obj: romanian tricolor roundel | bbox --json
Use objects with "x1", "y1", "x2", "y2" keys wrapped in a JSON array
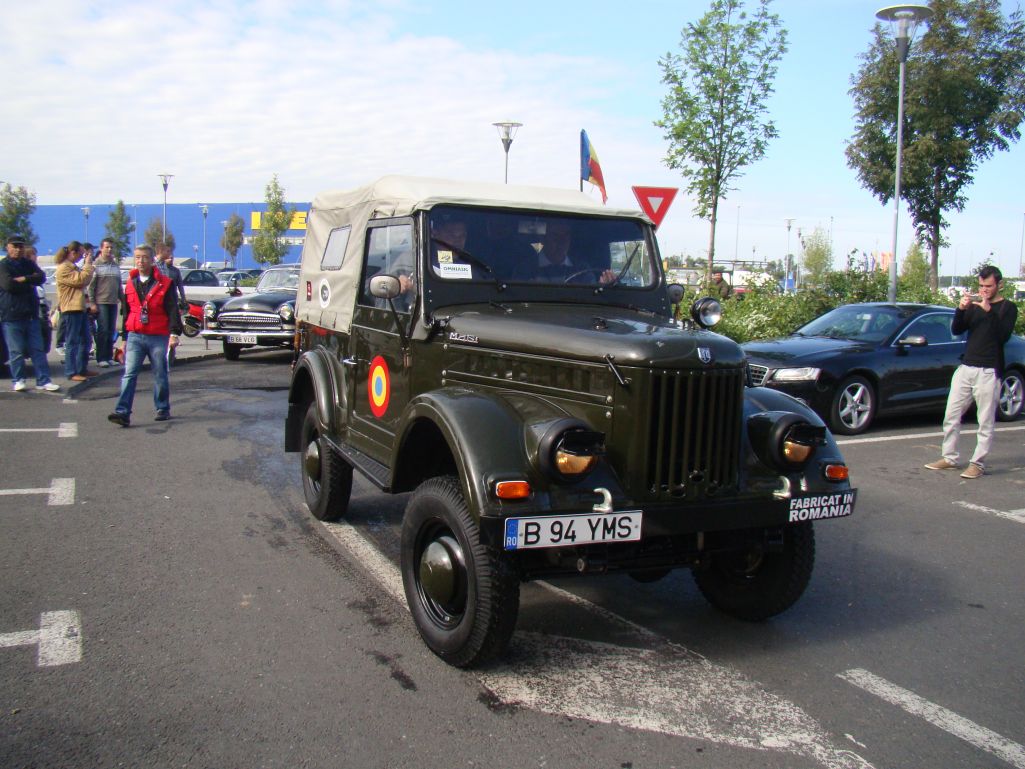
[{"x1": 367, "y1": 356, "x2": 390, "y2": 418}]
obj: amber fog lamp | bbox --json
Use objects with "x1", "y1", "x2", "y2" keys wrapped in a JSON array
[
  {"x1": 495, "y1": 480, "x2": 531, "y2": 499},
  {"x1": 824, "y1": 464, "x2": 849, "y2": 482},
  {"x1": 542, "y1": 426, "x2": 605, "y2": 480},
  {"x1": 780, "y1": 422, "x2": 826, "y2": 467},
  {"x1": 555, "y1": 449, "x2": 598, "y2": 476},
  {"x1": 782, "y1": 440, "x2": 813, "y2": 464}
]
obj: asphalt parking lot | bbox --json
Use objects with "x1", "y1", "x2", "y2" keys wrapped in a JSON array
[{"x1": 1, "y1": 349, "x2": 1023, "y2": 769}]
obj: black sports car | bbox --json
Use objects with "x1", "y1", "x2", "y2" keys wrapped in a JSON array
[
  {"x1": 200, "y1": 265, "x2": 298, "y2": 360},
  {"x1": 742, "y1": 302, "x2": 1025, "y2": 435}
]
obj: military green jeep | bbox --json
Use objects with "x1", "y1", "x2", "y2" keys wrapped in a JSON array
[{"x1": 285, "y1": 176, "x2": 857, "y2": 667}]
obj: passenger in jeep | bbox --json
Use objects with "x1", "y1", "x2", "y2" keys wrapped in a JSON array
[{"x1": 516, "y1": 220, "x2": 617, "y2": 285}]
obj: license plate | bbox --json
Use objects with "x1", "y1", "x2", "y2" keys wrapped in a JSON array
[
  {"x1": 227, "y1": 334, "x2": 257, "y2": 344},
  {"x1": 504, "y1": 511, "x2": 642, "y2": 551},
  {"x1": 787, "y1": 489, "x2": 857, "y2": 523}
]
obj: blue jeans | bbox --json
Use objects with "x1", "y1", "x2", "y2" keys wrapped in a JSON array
[
  {"x1": 94, "y1": 304, "x2": 118, "y2": 363},
  {"x1": 62, "y1": 311, "x2": 92, "y2": 377},
  {"x1": 2, "y1": 318, "x2": 53, "y2": 385},
  {"x1": 114, "y1": 332, "x2": 170, "y2": 416}
]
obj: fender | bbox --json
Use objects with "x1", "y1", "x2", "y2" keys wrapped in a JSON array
[
  {"x1": 394, "y1": 388, "x2": 625, "y2": 521},
  {"x1": 285, "y1": 348, "x2": 346, "y2": 452}
]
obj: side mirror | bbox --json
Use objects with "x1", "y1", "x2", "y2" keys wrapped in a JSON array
[
  {"x1": 370, "y1": 275, "x2": 401, "y2": 300},
  {"x1": 897, "y1": 335, "x2": 927, "y2": 347}
]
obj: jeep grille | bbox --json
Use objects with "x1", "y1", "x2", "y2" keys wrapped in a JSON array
[
  {"x1": 217, "y1": 311, "x2": 284, "y2": 331},
  {"x1": 645, "y1": 368, "x2": 744, "y2": 498},
  {"x1": 748, "y1": 364, "x2": 768, "y2": 386}
]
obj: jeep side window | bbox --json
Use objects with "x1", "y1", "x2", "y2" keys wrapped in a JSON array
[
  {"x1": 359, "y1": 223, "x2": 415, "y2": 311},
  {"x1": 321, "y1": 226, "x2": 351, "y2": 271}
]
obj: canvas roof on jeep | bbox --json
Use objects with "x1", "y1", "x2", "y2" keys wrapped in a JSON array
[{"x1": 297, "y1": 175, "x2": 652, "y2": 333}]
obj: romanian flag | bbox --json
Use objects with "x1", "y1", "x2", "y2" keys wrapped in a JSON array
[{"x1": 580, "y1": 129, "x2": 607, "y2": 204}]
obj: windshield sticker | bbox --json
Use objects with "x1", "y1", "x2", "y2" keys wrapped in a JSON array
[
  {"x1": 318, "y1": 278, "x2": 332, "y2": 309},
  {"x1": 438, "y1": 263, "x2": 472, "y2": 280},
  {"x1": 437, "y1": 250, "x2": 454, "y2": 264},
  {"x1": 368, "y1": 356, "x2": 390, "y2": 418}
]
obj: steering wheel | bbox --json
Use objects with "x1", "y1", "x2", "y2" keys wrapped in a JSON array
[{"x1": 562, "y1": 267, "x2": 604, "y2": 284}]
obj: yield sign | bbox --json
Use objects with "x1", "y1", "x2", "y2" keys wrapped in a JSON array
[{"x1": 631, "y1": 186, "x2": 678, "y2": 228}]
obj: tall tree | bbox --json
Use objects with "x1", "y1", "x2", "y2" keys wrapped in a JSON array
[
  {"x1": 847, "y1": 0, "x2": 1025, "y2": 290},
  {"x1": 656, "y1": 0, "x2": 787, "y2": 287},
  {"x1": 143, "y1": 216, "x2": 176, "y2": 253},
  {"x1": 221, "y1": 213, "x2": 245, "y2": 269},
  {"x1": 0, "y1": 183, "x2": 38, "y2": 247},
  {"x1": 251, "y1": 174, "x2": 296, "y2": 266},
  {"x1": 103, "y1": 200, "x2": 132, "y2": 261},
  {"x1": 798, "y1": 227, "x2": 832, "y2": 289}
]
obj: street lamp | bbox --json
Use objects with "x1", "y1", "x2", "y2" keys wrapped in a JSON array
[
  {"x1": 158, "y1": 173, "x2": 174, "y2": 245},
  {"x1": 784, "y1": 218, "x2": 795, "y2": 292},
  {"x1": 491, "y1": 120, "x2": 522, "y2": 184},
  {"x1": 199, "y1": 204, "x2": 209, "y2": 267},
  {"x1": 734, "y1": 205, "x2": 740, "y2": 263},
  {"x1": 876, "y1": 4, "x2": 933, "y2": 302},
  {"x1": 81, "y1": 207, "x2": 90, "y2": 242},
  {"x1": 1019, "y1": 212, "x2": 1024, "y2": 278}
]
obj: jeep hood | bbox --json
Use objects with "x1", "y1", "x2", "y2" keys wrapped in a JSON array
[{"x1": 440, "y1": 303, "x2": 744, "y2": 369}]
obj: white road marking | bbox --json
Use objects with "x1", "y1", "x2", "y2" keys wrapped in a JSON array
[
  {"x1": 323, "y1": 520, "x2": 872, "y2": 769},
  {"x1": 0, "y1": 423, "x2": 77, "y2": 438},
  {"x1": 0, "y1": 610, "x2": 83, "y2": 667},
  {"x1": 0, "y1": 478, "x2": 75, "y2": 506},
  {"x1": 839, "y1": 668, "x2": 1025, "y2": 769},
  {"x1": 953, "y1": 500, "x2": 1025, "y2": 525},
  {"x1": 836, "y1": 424, "x2": 1025, "y2": 446}
]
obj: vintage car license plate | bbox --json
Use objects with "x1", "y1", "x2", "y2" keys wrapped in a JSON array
[
  {"x1": 227, "y1": 334, "x2": 258, "y2": 344},
  {"x1": 787, "y1": 489, "x2": 857, "y2": 523},
  {"x1": 504, "y1": 511, "x2": 643, "y2": 551}
]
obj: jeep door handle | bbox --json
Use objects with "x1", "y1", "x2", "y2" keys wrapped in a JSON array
[{"x1": 342, "y1": 357, "x2": 360, "y2": 368}]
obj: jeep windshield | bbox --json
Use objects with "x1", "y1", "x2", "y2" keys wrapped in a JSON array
[{"x1": 426, "y1": 206, "x2": 658, "y2": 290}]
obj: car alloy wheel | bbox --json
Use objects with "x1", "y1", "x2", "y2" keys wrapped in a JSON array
[
  {"x1": 997, "y1": 370, "x2": 1024, "y2": 421},
  {"x1": 830, "y1": 375, "x2": 876, "y2": 435}
]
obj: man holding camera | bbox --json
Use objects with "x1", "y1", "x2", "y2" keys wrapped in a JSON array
[
  {"x1": 108, "y1": 245, "x2": 182, "y2": 427},
  {"x1": 925, "y1": 265, "x2": 1018, "y2": 479}
]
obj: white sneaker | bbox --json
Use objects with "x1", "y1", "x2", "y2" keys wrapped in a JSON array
[
  {"x1": 36, "y1": 382, "x2": 61, "y2": 392},
  {"x1": 13, "y1": 379, "x2": 27, "y2": 392},
  {"x1": 98, "y1": 361, "x2": 110, "y2": 368}
]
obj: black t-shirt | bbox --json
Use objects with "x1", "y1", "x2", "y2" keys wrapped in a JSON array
[{"x1": 952, "y1": 299, "x2": 1018, "y2": 375}]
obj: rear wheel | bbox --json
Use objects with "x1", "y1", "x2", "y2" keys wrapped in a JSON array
[
  {"x1": 300, "y1": 402, "x2": 352, "y2": 521},
  {"x1": 829, "y1": 375, "x2": 875, "y2": 435},
  {"x1": 997, "y1": 370, "x2": 1024, "y2": 421},
  {"x1": 693, "y1": 523, "x2": 815, "y2": 621},
  {"x1": 401, "y1": 476, "x2": 520, "y2": 667}
]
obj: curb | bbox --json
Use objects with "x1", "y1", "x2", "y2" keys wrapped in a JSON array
[{"x1": 66, "y1": 350, "x2": 225, "y2": 396}]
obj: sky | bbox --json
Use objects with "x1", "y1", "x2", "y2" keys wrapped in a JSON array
[{"x1": 3, "y1": 0, "x2": 1024, "y2": 279}]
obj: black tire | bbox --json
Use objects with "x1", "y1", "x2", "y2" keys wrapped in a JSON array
[
  {"x1": 829, "y1": 375, "x2": 875, "y2": 435},
  {"x1": 300, "y1": 402, "x2": 352, "y2": 521},
  {"x1": 223, "y1": 342, "x2": 241, "y2": 361},
  {"x1": 182, "y1": 322, "x2": 200, "y2": 338},
  {"x1": 693, "y1": 522, "x2": 815, "y2": 621},
  {"x1": 401, "y1": 476, "x2": 520, "y2": 668},
  {"x1": 996, "y1": 369, "x2": 1024, "y2": 422}
]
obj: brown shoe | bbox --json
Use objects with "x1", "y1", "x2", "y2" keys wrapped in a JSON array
[
  {"x1": 960, "y1": 463, "x2": 984, "y2": 479},
  {"x1": 81, "y1": 370, "x2": 100, "y2": 378},
  {"x1": 69, "y1": 374, "x2": 88, "y2": 382},
  {"x1": 924, "y1": 458, "x2": 958, "y2": 470}
]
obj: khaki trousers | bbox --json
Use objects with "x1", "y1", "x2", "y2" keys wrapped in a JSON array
[{"x1": 941, "y1": 365, "x2": 1000, "y2": 468}]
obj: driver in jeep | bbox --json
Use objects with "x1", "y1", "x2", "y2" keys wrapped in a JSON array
[{"x1": 518, "y1": 220, "x2": 617, "y2": 285}]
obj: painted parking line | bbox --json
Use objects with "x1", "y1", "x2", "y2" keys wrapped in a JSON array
[
  {"x1": 0, "y1": 610, "x2": 83, "y2": 667},
  {"x1": 0, "y1": 423, "x2": 77, "y2": 438},
  {"x1": 323, "y1": 520, "x2": 873, "y2": 769},
  {"x1": 953, "y1": 500, "x2": 1025, "y2": 525},
  {"x1": 839, "y1": 668, "x2": 1025, "y2": 769},
  {"x1": 836, "y1": 424, "x2": 1025, "y2": 446},
  {"x1": 0, "y1": 478, "x2": 74, "y2": 506}
]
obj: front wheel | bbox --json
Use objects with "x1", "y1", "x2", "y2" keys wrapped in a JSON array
[
  {"x1": 182, "y1": 321, "x2": 201, "y2": 338},
  {"x1": 401, "y1": 476, "x2": 520, "y2": 668},
  {"x1": 223, "y1": 341, "x2": 242, "y2": 361},
  {"x1": 693, "y1": 523, "x2": 815, "y2": 621},
  {"x1": 997, "y1": 370, "x2": 1024, "y2": 421},
  {"x1": 829, "y1": 375, "x2": 875, "y2": 435},
  {"x1": 300, "y1": 402, "x2": 352, "y2": 521}
]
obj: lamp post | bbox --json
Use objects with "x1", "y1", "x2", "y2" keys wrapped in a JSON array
[
  {"x1": 784, "y1": 218, "x2": 795, "y2": 292},
  {"x1": 492, "y1": 121, "x2": 522, "y2": 184},
  {"x1": 157, "y1": 173, "x2": 174, "y2": 245},
  {"x1": 876, "y1": 4, "x2": 933, "y2": 302},
  {"x1": 734, "y1": 205, "x2": 740, "y2": 262},
  {"x1": 199, "y1": 204, "x2": 209, "y2": 267},
  {"x1": 1019, "y1": 211, "x2": 1024, "y2": 278},
  {"x1": 81, "y1": 207, "x2": 90, "y2": 242}
]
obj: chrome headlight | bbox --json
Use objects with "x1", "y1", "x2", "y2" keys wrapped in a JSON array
[
  {"x1": 772, "y1": 367, "x2": 821, "y2": 382},
  {"x1": 203, "y1": 302, "x2": 217, "y2": 320},
  {"x1": 690, "y1": 297, "x2": 722, "y2": 328},
  {"x1": 278, "y1": 303, "x2": 294, "y2": 321}
]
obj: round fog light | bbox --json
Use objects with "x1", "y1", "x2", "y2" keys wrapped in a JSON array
[
  {"x1": 555, "y1": 450, "x2": 597, "y2": 476},
  {"x1": 782, "y1": 440, "x2": 813, "y2": 463}
]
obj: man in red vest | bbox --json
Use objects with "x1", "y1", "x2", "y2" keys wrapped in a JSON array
[{"x1": 108, "y1": 245, "x2": 183, "y2": 427}]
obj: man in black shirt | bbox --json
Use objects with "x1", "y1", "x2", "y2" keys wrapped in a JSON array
[{"x1": 925, "y1": 265, "x2": 1018, "y2": 478}]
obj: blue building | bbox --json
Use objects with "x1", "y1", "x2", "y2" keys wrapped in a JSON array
[{"x1": 29, "y1": 202, "x2": 310, "y2": 268}]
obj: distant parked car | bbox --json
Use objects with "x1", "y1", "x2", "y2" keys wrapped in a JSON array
[
  {"x1": 200, "y1": 264, "x2": 299, "y2": 360},
  {"x1": 179, "y1": 268, "x2": 221, "y2": 287},
  {"x1": 216, "y1": 270, "x2": 251, "y2": 287},
  {"x1": 742, "y1": 302, "x2": 1025, "y2": 435}
]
